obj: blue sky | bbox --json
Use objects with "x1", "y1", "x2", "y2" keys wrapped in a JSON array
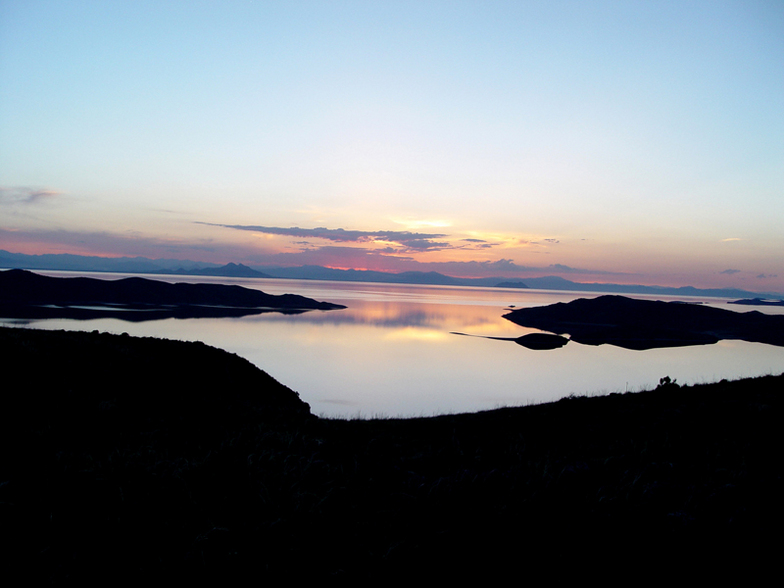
[{"x1": 1, "y1": 1, "x2": 783, "y2": 290}]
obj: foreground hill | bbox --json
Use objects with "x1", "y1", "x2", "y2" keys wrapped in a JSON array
[{"x1": 1, "y1": 326, "x2": 781, "y2": 581}]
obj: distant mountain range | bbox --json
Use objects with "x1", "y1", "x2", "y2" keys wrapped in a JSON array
[
  {"x1": 1, "y1": 249, "x2": 781, "y2": 299},
  {"x1": 166, "y1": 262, "x2": 272, "y2": 278}
]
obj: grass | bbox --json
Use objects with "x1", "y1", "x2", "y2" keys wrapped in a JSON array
[{"x1": 1, "y1": 326, "x2": 782, "y2": 582}]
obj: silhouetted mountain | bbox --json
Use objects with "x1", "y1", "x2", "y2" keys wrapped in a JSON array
[
  {"x1": 504, "y1": 294, "x2": 784, "y2": 350},
  {"x1": 0, "y1": 249, "x2": 221, "y2": 273},
  {"x1": 0, "y1": 269, "x2": 344, "y2": 320},
  {"x1": 3, "y1": 325, "x2": 781, "y2": 581},
  {"x1": 517, "y1": 275, "x2": 767, "y2": 298},
  {"x1": 2, "y1": 250, "x2": 781, "y2": 298},
  {"x1": 258, "y1": 265, "x2": 498, "y2": 286},
  {"x1": 258, "y1": 266, "x2": 782, "y2": 297},
  {"x1": 162, "y1": 262, "x2": 272, "y2": 278}
]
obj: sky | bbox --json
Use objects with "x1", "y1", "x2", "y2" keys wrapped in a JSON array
[{"x1": 1, "y1": 0, "x2": 783, "y2": 292}]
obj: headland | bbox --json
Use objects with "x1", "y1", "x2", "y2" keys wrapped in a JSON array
[{"x1": 0, "y1": 268, "x2": 345, "y2": 320}]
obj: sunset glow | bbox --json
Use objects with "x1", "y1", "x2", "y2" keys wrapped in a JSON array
[{"x1": 1, "y1": 1, "x2": 782, "y2": 292}]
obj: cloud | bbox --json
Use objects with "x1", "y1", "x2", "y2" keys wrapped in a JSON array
[
  {"x1": 756, "y1": 273, "x2": 778, "y2": 279},
  {"x1": 273, "y1": 257, "x2": 625, "y2": 278},
  {"x1": 198, "y1": 223, "x2": 451, "y2": 252},
  {"x1": 455, "y1": 238, "x2": 499, "y2": 251},
  {"x1": 721, "y1": 238, "x2": 742, "y2": 242},
  {"x1": 720, "y1": 269, "x2": 741, "y2": 275},
  {"x1": 0, "y1": 226, "x2": 634, "y2": 281},
  {"x1": 0, "y1": 227, "x2": 257, "y2": 261},
  {"x1": 0, "y1": 187, "x2": 60, "y2": 205}
]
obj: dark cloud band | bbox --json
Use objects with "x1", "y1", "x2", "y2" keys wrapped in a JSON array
[
  {"x1": 199, "y1": 223, "x2": 450, "y2": 251},
  {"x1": 0, "y1": 187, "x2": 59, "y2": 205}
]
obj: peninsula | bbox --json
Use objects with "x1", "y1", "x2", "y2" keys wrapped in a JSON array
[
  {"x1": 0, "y1": 268, "x2": 345, "y2": 320},
  {"x1": 504, "y1": 294, "x2": 784, "y2": 350}
]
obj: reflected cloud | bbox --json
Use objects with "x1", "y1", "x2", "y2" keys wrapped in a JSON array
[
  {"x1": 385, "y1": 327, "x2": 450, "y2": 342},
  {"x1": 245, "y1": 300, "x2": 516, "y2": 333}
]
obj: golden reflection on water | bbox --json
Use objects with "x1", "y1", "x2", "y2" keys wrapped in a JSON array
[{"x1": 385, "y1": 327, "x2": 450, "y2": 342}]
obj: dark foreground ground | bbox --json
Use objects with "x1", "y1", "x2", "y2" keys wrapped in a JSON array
[{"x1": 1, "y1": 326, "x2": 782, "y2": 582}]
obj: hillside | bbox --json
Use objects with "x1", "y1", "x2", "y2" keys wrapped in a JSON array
[{"x1": 1, "y1": 326, "x2": 781, "y2": 581}]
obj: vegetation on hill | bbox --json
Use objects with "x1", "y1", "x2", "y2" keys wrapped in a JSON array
[{"x1": 1, "y1": 326, "x2": 781, "y2": 581}]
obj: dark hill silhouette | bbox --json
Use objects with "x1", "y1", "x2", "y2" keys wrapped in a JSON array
[
  {"x1": 504, "y1": 294, "x2": 784, "y2": 350},
  {"x1": 2, "y1": 325, "x2": 781, "y2": 581},
  {"x1": 729, "y1": 297, "x2": 784, "y2": 307},
  {"x1": 4, "y1": 249, "x2": 783, "y2": 298},
  {"x1": 165, "y1": 262, "x2": 272, "y2": 278},
  {"x1": 0, "y1": 268, "x2": 344, "y2": 320}
]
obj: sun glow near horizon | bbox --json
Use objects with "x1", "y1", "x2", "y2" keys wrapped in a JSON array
[{"x1": 0, "y1": 1, "x2": 782, "y2": 292}]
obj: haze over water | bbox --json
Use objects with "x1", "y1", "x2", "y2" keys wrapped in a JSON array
[{"x1": 5, "y1": 272, "x2": 784, "y2": 417}]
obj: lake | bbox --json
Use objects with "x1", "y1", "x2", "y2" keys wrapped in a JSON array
[{"x1": 4, "y1": 271, "x2": 784, "y2": 417}]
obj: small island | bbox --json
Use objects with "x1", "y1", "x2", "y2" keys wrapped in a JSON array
[
  {"x1": 0, "y1": 268, "x2": 345, "y2": 320},
  {"x1": 504, "y1": 294, "x2": 784, "y2": 350},
  {"x1": 729, "y1": 297, "x2": 784, "y2": 307}
]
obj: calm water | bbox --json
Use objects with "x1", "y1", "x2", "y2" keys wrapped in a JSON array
[{"x1": 5, "y1": 271, "x2": 784, "y2": 417}]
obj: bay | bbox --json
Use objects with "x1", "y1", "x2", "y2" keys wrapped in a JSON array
[{"x1": 4, "y1": 271, "x2": 784, "y2": 417}]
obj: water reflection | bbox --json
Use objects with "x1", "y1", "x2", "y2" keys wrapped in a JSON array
[
  {"x1": 4, "y1": 271, "x2": 784, "y2": 417},
  {"x1": 245, "y1": 299, "x2": 516, "y2": 331}
]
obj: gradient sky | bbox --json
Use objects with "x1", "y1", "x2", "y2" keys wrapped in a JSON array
[{"x1": 1, "y1": 1, "x2": 783, "y2": 291}]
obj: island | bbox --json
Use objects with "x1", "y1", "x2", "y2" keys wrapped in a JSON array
[
  {"x1": 0, "y1": 268, "x2": 345, "y2": 320},
  {"x1": 503, "y1": 294, "x2": 784, "y2": 350},
  {"x1": 451, "y1": 330, "x2": 569, "y2": 349},
  {"x1": 729, "y1": 297, "x2": 784, "y2": 307}
]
